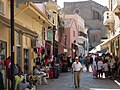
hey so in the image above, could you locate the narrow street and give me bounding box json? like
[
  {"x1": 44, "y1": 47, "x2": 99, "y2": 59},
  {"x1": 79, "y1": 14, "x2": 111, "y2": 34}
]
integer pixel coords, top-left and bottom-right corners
[
  {"x1": 1, "y1": 0, "x2": 120, "y2": 90},
  {"x1": 37, "y1": 71, "x2": 120, "y2": 90}
]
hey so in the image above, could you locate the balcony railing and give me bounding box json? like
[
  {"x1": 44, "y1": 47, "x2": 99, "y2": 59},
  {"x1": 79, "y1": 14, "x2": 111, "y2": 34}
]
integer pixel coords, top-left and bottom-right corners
[
  {"x1": 112, "y1": 0, "x2": 120, "y2": 12},
  {"x1": 103, "y1": 11, "x2": 115, "y2": 27},
  {"x1": 78, "y1": 31, "x2": 87, "y2": 39}
]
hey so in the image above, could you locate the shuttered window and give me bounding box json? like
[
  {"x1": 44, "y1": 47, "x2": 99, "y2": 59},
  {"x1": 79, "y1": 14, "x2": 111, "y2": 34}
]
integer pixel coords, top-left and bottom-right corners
[{"x1": 0, "y1": 0, "x2": 4, "y2": 14}]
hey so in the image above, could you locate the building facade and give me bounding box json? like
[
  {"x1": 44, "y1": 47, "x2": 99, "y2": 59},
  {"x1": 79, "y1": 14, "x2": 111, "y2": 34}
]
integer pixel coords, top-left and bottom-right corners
[
  {"x1": 101, "y1": 0, "x2": 120, "y2": 58},
  {"x1": 65, "y1": 14, "x2": 88, "y2": 55},
  {"x1": 0, "y1": 0, "x2": 56, "y2": 89},
  {"x1": 60, "y1": 0, "x2": 108, "y2": 50},
  {"x1": 64, "y1": 18, "x2": 78, "y2": 59}
]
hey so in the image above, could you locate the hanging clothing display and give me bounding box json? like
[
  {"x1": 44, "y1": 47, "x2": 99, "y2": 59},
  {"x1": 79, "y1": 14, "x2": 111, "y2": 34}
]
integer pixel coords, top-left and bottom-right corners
[{"x1": 38, "y1": 46, "x2": 42, "y2": 53}]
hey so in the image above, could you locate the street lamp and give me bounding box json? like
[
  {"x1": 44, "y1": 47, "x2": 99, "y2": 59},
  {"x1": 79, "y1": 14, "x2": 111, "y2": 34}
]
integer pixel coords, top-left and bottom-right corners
[
  {"x1": 11, "y1": 1, "x2": 49, "y2": 90},
  {"x1": 53, "y1": 26, "x2": 56, "y2": 57},
  {"x1": 10, "y1": 0, "x2": 15, "y2": 90}
]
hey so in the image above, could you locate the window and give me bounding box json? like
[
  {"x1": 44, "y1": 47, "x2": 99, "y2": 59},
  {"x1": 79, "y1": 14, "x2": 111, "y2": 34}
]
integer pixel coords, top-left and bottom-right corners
[
  {"x1": 74, "y1": 8, "x2": 80, "y2": 14},
  {"x1": 0, "y1": 40, "x2": 7, "y2": 60},
  {"x1": 16, "y1": 32, "x2": 20, "y2": 45},
  {"x1": 0, "y1": 0, "x2": 4, "y2": 14},
  {"x1": 24, "y1": 49, "x2": 29, "y2": 74},
  {"x1": 73, "y1": 31, "x2": 75, "y2": 37},
  {"x1": 75, "y1": 9, "x2": 79, "y2": 14},
  {"x1": 93, "y1": 10, "x2": 102, "y2": 21},
  {"x1": 31, "y1": 38, "x2": 37, "y2": 48},
  {"x1": 107, "y1": 13, "x2": 109, "y2": 15}
]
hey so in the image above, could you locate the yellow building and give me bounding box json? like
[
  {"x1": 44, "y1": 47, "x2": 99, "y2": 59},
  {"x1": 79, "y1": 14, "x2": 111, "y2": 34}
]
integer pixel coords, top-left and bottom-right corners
[
  {"x1": 0, "y1": 1, "x2": 54, "y2": 88},
  {"x1": 45, "y1": 1, "x2": 59, "y2": 56},
  {"x1": 101, "y1": 0, "x2": 120, "y2": 58}
]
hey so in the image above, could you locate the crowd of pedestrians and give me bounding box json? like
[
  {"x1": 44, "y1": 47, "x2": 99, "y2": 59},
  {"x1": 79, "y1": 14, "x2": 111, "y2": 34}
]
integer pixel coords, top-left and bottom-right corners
[
  {"x1": 0, "y1": 54, "x2": 51, "y2": 90},
  {"x1": 0, "y1": 52, "x2": 120, "y2": 90},
  {"x1": 92, "y1": 53, "x2": 120, "y2": 79},
  {"x1": 78, "y1": 53, "x2": 120, "y2": 79}
]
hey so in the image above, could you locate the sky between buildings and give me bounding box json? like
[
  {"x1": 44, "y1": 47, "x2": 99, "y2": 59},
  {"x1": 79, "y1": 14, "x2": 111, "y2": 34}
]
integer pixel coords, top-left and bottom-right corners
[{"x1": 57, "y1": 0, "x2": 109, "y2": 8}]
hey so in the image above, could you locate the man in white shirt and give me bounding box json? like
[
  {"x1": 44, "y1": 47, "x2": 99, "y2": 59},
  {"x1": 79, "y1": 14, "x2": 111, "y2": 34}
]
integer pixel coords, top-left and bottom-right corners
[{"x1": 72, "y1": 57, "x2": 82, "y2": 88}]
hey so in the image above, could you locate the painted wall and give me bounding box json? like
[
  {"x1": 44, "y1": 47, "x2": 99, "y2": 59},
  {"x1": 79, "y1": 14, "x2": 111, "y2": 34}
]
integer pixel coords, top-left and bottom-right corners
[
  {"x1": 0, "y1": 24, "x2": 11, "y2": 56},
  {"x1": 0, "y1": 1, "x2": 46, "y2": 73},
  {"x1": 58, "y1": 18, "x2": 78, "y2": 56}
]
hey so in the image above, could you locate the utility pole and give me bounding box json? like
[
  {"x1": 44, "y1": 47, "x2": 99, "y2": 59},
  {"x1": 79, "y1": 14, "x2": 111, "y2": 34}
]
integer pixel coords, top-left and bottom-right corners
[
  {"x1": 10, "y1": 0, "x2": 49, "y2": 90},
  {"x1": 53, "y1": 26, "x2": 56, "y2": 57},
  {"x1": 10, "y1": 0, "x2": 15, "y2": 90}
]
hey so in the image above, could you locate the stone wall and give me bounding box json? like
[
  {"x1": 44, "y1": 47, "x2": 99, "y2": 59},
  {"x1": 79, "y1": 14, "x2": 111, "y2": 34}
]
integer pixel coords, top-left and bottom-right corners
[{"x1": 62, "y1": 0, "x2": 108, "y2": 49}]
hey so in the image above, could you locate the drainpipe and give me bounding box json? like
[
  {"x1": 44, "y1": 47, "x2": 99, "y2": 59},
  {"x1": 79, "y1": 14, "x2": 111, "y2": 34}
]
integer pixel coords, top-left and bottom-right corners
[{"x1": 14, "y1": 2, "x2": 30, "y2": 18}]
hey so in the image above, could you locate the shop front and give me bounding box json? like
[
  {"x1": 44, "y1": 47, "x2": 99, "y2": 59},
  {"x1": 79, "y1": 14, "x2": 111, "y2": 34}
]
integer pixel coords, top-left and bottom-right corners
[
  {"x1": 45, "y1": 30, "x2": 53, "y2": 56},
  {"x1": 45, "y1": 40, "x2": 52, "y2": 56},
  {"x1": 0, "y1": 14, "x2": 38, "y2": 89},
  {"x1": 100, "y1": 33, "x2": 120, "y2": 57}
]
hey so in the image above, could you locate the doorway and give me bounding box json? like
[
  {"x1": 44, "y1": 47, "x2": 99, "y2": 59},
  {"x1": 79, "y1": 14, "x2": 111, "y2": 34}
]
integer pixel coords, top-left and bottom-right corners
[
  {"x1": 24, "y1": 49, "x2": 30, "y2": 74},
  {"x1": 16, "y1": 46, "x2": 21, "y2": 68}
]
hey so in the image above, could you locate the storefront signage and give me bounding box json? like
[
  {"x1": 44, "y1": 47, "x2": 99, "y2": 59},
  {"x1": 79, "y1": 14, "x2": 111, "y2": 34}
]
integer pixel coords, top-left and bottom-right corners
[
  {"x1": 64, "y1": 48, "x2": 67, "y2": 52},
  {"x1": 47, "y1": 31, "x2": 52, "y2": 41}
]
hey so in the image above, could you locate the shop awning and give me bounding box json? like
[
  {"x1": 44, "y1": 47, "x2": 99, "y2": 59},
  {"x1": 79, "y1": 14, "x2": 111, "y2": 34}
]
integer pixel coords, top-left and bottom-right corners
[
  {"x1": 97, "y1": 48, "x2": 108, "y2": 53},
  {"x1": 89, "y1": 44, "x2": 101, "y2": 53},
  {"x1": 100, "y1": 33, "x2": 120, "y2": 49},
  {"x1": 0, "y1": 15, "x2": 38, "y2": 38}
]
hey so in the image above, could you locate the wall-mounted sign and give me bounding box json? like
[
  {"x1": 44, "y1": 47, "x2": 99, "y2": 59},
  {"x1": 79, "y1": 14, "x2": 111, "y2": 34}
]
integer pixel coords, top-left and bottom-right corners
[{"x1": 64, "y1": 48, "x2": 67, "y2": 52}]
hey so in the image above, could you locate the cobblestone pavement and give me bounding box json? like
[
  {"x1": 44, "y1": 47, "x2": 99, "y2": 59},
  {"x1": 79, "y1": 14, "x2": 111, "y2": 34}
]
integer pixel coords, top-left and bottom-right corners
[{"x1": 37, "y1": 71, "x2": 120, "y2": 90}]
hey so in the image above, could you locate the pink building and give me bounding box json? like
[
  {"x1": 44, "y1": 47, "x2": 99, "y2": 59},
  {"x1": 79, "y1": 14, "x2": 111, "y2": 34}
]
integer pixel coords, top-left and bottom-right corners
[
  {"x1": 65, "y1": 14, "x2": 88, "y2": 55},
  {"x1": 58, "y1": 18, "x2": 78, "y2": 59}
]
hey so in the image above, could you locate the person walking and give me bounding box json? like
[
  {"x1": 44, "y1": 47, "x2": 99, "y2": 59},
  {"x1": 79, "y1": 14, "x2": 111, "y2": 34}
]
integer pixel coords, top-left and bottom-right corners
[
  {"x1": 72, "y1": 57, "x2": 82, "y2": 88},
  {"x1": 97, "y1": 58, "x2": 103, "y2": 78}
]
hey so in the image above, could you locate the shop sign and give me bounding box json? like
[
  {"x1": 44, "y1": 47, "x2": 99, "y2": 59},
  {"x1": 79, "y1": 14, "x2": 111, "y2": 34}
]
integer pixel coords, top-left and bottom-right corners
[
  {"x1": 64, "y1": 48, "x2": 67, "y2": 52},
  {"x1": 47, "y1": 31, "x2": 52, "y2": 41}
]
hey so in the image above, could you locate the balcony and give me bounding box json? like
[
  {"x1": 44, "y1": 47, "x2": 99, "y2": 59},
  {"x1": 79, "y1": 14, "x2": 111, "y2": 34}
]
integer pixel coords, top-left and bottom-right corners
[
  {"x1": 112, "y1": 0, "x2": 120, "y2": 15},
  {"x1": 78, "y1": 31, "x2": 87, "y2": 38},
  {"x1": 103, "y1": 11, "x2": 115, "y2": 30},
  {"x1": 78, "y1": 31, "x2": 87, "y2": 44}
]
